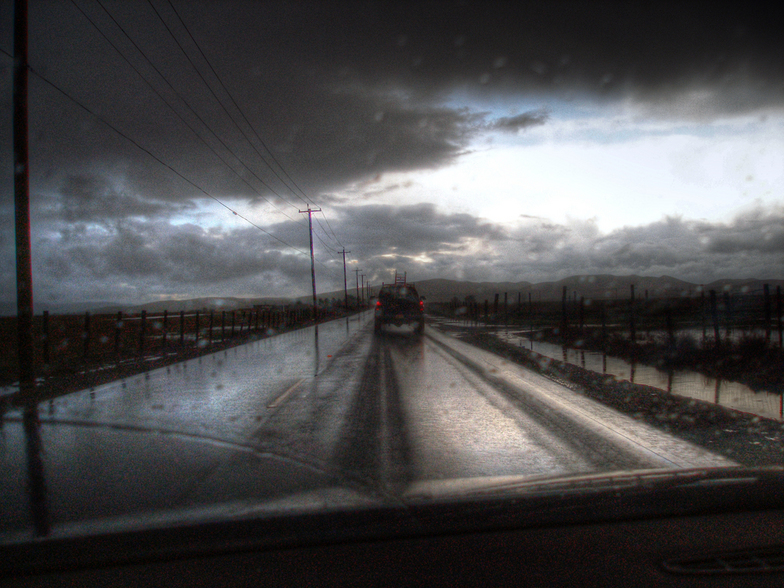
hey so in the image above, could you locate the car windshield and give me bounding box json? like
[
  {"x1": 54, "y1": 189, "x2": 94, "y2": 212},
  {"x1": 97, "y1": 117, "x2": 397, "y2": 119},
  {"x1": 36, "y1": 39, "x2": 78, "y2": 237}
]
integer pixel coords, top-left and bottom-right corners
[{"x1": 1, "y1": 0, "x2": 782, "y2": 544}]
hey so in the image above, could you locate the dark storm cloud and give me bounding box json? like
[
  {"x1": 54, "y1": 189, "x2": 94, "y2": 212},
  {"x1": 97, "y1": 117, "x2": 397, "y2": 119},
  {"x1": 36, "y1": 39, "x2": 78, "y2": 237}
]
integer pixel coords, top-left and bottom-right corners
[
  {"x1": 32, "y1": 218, "x2": 320, "y2": 303},
  {"x1": 3, "y1": 200, "x2": 780, "y2": 309},
  {"x1": 495, "y1": 207, "x2": 784, "y2": 284},
  {"x1": 2, "y1": 1, "x2": 780, "y2": 211},
  {"x1": 489, "y1": 111, "x2": 548, "y2": 133},
  {"x1": 331, "y1": 202, "x2": 506, "y2": 256},
  {"x1": 321, "y1": 203, "x2": 784, "y2": 287},
  {"x1": 50, "y1": 173, "x2": 186, "y2": 222},
  {"x1": 2, "y1": 2, "x2": 783, "y2": 308},
  {"x1": 272, "y1": 91, "x2": 481, "y2": 190},
  {"x1": 704, "y1": 210, "x2": 784, "y2": 254}
]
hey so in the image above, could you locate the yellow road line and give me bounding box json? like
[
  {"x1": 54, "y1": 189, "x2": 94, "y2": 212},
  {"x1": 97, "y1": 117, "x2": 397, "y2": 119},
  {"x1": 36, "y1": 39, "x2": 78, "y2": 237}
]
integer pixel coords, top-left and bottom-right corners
[{"x1": 267, "y1": 378, "x2": 306, "y2": 408}]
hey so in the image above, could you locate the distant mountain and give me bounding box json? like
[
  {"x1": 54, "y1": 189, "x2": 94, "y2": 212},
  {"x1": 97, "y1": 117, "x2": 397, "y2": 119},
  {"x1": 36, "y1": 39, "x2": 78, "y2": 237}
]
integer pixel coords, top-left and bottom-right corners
[
  {"x1": 3, "y1": 276, "x2": 781, "y2": 317},
  {"x1": 414, "y1": 279, "x2": 532, "y2": 304},
  {"x1": 413, "y1": 276, "x2": 784, "y2": 304},
  {"x1": 0, "y1": 300, "x2": 118, "y2": 317},
  {"x1": 0, "y1": 297, "x2": 297, "y2": 317},
  {"x1": 92, "y1": 297, "x2": 296, "y2": 315}
]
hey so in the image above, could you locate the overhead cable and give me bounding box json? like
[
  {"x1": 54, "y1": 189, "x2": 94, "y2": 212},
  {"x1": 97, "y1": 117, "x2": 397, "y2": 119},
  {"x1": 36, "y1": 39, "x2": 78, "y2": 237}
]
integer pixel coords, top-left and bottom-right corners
[
  {"x1": 78, "y1": 0, "x2": 304, "y2": 225},
  {"x1": 164, "y1": 0, "x2": 312, "y2": 207},
  {"x1": 146, "y1": 0, "x2": 309, "y2": 209},
  {"x1": 29, "y1": 66, "x2": 309, "y2": 256}
]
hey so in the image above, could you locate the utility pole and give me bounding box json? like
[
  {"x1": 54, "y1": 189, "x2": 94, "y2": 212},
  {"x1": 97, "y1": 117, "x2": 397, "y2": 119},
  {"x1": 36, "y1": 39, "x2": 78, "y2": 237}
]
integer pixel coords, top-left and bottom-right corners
[
  {"x1": 360, "y1": 274, "x2": 365, "y2": 306},
  {"x1": 14, "y1": 0, "x2": 34, "y2": 402},
  {"x1": 299, "y1": 206, "x2": 321, "y2": 322},
  {"x1": 15, "y1": 0, "x2": 50, "y2": 539},
  {"x1": 354, "y1": 268, "x2": 362, "y2": 309},
  {"x1": 341, "y1": 248, "x2": 350, "y2": 311}
]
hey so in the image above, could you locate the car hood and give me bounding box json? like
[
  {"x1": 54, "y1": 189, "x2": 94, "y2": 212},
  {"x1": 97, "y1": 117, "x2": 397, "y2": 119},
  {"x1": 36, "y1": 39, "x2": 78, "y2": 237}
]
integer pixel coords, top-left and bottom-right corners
[
  {"x1": 4, "y1": 412, "x2": 784, "y2": 546},
  {"x1": 0, "y1": 414, "x2": 383, "y2": 543}
]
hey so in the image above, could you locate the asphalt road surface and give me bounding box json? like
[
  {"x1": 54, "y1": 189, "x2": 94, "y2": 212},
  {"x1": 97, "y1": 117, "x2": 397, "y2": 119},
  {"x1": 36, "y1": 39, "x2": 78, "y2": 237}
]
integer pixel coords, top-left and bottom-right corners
[{"x1": 1, "y1": 312, "x2": 733, "y2": 537}]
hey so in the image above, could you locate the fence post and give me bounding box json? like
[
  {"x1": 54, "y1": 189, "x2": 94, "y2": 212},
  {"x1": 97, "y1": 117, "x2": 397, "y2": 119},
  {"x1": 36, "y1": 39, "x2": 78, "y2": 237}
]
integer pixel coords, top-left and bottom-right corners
[
  {"x1": 701, "y1": 287, "x2": 706, "y2": 346},
  {"x1": 195, "y1": 311, "x2": 200, "y2": 347},
  {"x1": 493, "y1": 293, "x2": 499, "y2": 321},
  {"x1": 209, "y1": 310, "x2": 214, "y2": 345},
  {"x1": 561, "y1": 286, "x2": 568, "y2": 344},
  {"x1": 231, "y1": 311, "x2": 236, "y2": 337},
  {"x1": 665, "y1": 305, "x2": 675, "y2": 354},
  {"x1": 764, "y1": 284, "x2": 771, "y2": 343},
  {"x1": 709, "y1": 290, "x2": 720, "y2": 348},
  {"x1": 162, "y1": 309, "x2": 168, "y2": 349},
  {"x1": 82, "y1": 311, "x2": 91, "y2": 360},
  {"x1": 221, "y1": 311, "x2": 226, "y2": 341},
  {"x1": 139, "y1": 310, "x2": 146, "y2": 357},
  {"x1": 629, "y1": 285, "x2": 636, "y2": 345},
  {"x1": 42, "y1": 311, "x2": 50, "y2": 365},
  {"x1": 723, "y1": 291, "x2": 732, "y2": 340},
  {"x1": 115, "y1": 311, "x2": 122, "y2": 360},
  {"x1": 180, "y1": 311, "x2": 185, "y2": 346}
]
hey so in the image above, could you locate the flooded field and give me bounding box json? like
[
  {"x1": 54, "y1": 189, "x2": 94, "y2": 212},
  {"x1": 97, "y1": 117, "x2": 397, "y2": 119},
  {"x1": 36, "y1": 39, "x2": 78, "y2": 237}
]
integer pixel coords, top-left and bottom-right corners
[
  {"x1": 498, "y1": 330, "x2": 783, "y2": 421},
  {"x1": 433, "y1": 318, "x2": 783, "y2": 422}
]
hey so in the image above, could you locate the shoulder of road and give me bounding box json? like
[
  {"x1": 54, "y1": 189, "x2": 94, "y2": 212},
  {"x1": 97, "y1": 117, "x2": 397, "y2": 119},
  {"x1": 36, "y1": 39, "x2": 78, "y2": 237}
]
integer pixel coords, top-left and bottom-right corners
[{"x1": 431, "y1": 323, "x2": 784, "y2": 467}]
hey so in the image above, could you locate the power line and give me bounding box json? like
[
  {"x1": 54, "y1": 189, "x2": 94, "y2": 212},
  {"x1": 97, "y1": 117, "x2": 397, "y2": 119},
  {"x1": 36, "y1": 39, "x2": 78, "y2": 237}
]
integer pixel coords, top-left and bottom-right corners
[
  {"x1": 147, "y1": 1, "x2": 352, "y2": 263},
  {"x1": 164, "y1": 0, "x2": 312, "y2": 206},
  {"x1": 36, "y1": 4, "x2": 349, "y2": 285},
  {"x1": 316, "y1": 210, "x2": 344, "y2": 249},
  {"x1": 29, "y1": 65, "x2": 309, "y2": 256},
  {"x1": 146, "y1": 0, "x2": 309, "y2": 209},
  {"x1": 32, "y1": 60, "x2": 345, "y2": 282},
  {"x1": 312, "y1": 228, "x2": 340, "y2": 255},
  {"x1": 77, "y1": 0, "x2": 305, "y2": 225}
]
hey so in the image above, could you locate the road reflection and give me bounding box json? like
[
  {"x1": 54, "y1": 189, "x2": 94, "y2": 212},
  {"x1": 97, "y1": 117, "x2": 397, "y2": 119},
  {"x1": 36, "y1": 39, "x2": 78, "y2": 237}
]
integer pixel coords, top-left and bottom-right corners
[{"x1": 22, "y1": 403, "x2": 50, "y2": 537}]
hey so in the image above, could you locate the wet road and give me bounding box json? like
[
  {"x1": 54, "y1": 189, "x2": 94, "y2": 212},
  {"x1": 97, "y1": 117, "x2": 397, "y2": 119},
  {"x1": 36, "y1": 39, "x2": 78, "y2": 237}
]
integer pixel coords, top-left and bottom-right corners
[{"x1": 1, "y1": 312, "x2": 733, "y2": 536}]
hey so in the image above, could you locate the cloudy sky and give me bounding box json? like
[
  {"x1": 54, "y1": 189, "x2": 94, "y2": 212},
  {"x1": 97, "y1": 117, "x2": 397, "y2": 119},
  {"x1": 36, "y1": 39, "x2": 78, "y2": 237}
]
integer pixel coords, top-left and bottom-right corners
[{"x1": 1, "y1": 1, "x2": 782, "y2": 309}]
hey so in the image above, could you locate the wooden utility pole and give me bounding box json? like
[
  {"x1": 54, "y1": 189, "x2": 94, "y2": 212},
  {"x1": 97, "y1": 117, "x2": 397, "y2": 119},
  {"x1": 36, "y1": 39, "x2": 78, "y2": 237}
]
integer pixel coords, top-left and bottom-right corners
[
  {"x1": 342, "y1": 248, "x2": 350, "y2": 310},
  {"x1": 561, "y1": 286, "x2": 568, "y2": 344},
  {"x1": 14, "y1": 0, "x2": 34, "y2": 402},
  {"x1": 15, "y1": 0, "x2": 50, "y2": 539},
  {"x1": 299, "y1": 206, "x2": 321, "y2": 322},
  {"x1": 764, "y1": 284, "x2": 771, "y2": 343},
  {"x1": 354, "y1": 268, "x2": 362, "y2": 309}
]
